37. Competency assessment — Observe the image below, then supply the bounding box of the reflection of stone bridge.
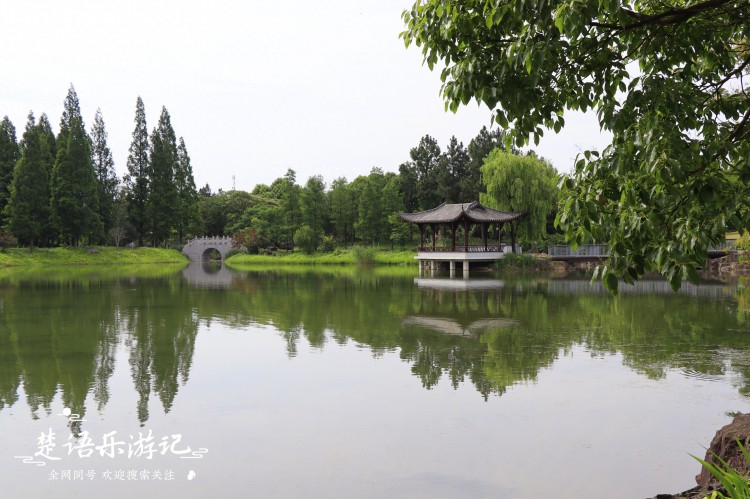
[182,236,233,261]
[181,262,237,289]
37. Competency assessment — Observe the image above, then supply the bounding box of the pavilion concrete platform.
[416,250,507,278]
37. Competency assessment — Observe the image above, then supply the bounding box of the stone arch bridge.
[182,236,234,261]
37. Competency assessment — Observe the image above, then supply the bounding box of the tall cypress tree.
[7,113,49,245]
[124,97,149,246]
[91,109,118,244]
[37,114,57,245]
[464,127,507,202]
[174,137,198,244]
[146,106,178,246]
[51,85,100,246]
[0,117,20,228]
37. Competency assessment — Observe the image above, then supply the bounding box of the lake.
[2,263,750,498]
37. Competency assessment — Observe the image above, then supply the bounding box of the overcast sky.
[1,0,611,192]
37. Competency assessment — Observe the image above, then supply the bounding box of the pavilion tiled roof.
[398,202,526,224]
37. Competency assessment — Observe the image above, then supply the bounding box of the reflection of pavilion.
[414,277,505,290]
[402,316,518,336]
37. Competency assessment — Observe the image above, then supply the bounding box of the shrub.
[293,226,318,254]
[233,228,261,254]
[353,245,376,266]
[494,253,540,271]
[0,230,18,251]
[318,235,335,253]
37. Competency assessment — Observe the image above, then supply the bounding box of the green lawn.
[0,247,188,266]
[226,247,417,267]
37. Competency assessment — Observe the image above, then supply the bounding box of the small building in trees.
[398,201,527,275]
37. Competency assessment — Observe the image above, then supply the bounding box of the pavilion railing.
[417,245,505,253]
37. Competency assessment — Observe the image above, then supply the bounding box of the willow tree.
[480,150,558,251]
[402,0,750,291]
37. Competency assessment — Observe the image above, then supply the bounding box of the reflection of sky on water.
[1,266,750,498]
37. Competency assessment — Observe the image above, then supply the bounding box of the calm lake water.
[2,263,750,498]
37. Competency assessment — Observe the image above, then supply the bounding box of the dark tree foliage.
[0,117,20,228]
[198,183,212,197]
[91,109,119,244]
[301,175,327,240]
[174,137,199,243]
[7,113,50,245]
[124,97,149,246]
[36,114,57,245]
[199,190,273,237]
[398,160,419,213]
[465,126,507,202]
[437,136,470,204]
[272,169,301,243]
[413,135,442,210]
[51,86,100,246]
[328,177,356,243]
[146,107,178,246]
[402,0,750,291]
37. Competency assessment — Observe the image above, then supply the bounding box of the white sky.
[0,0,611,192]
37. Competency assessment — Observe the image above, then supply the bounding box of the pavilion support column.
[451,222,456,251]
[419,260,424,276]
[431,224,436,251]
[449,260,455,278]
[482,223,487,251]
[463,261,470,278]
[463,219,468,252]
[418,224,425,250]
[498,223,504,251]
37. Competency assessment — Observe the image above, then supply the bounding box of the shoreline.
[0,247,189,267]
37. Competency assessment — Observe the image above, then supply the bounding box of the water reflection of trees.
[1,267,750,426]
[0,272,199,430]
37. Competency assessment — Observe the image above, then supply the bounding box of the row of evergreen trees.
[0,86,198,247]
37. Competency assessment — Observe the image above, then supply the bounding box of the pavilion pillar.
[451,222,456,251]
[418,224,425,250]
[463,219,468,252]
[482,223,487,251]
[498,223,504,251]
[449,260,456,278]
[431,224,436,251]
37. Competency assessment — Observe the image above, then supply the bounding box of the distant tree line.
[201,128,559,253]
[0,88,559,252]
[0,86,199,248]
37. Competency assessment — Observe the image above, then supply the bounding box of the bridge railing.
[548,242,736,257]
[547,244,610,257]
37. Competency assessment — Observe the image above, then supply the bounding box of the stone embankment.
[704,252,750,276]
[652,414,750,499]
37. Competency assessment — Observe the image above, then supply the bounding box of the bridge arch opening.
[201,248,222,262]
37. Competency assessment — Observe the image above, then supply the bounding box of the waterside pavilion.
[398,202,527,276]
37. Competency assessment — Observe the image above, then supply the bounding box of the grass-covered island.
[224,246,558,273]
[0,247,188,266]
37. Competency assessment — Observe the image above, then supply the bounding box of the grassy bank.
[0,247,188,266]
[0,263,188,284]
[226,247,417,268]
